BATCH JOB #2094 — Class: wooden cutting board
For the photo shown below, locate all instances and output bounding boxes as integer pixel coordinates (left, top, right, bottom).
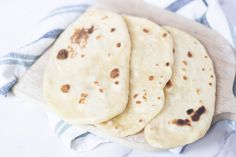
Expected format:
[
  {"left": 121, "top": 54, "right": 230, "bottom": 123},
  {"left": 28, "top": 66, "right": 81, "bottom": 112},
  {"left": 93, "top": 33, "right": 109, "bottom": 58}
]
[{"left": 13, "top": 0, "right": 236, "bottom": 125}]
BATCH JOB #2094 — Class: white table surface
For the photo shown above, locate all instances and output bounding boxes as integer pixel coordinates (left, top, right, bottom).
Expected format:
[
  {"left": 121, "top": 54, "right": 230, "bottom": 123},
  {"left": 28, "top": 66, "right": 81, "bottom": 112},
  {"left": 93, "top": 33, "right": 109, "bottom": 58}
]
[{"left": 0, "top": 0, "right": 236, "bottom": 157}]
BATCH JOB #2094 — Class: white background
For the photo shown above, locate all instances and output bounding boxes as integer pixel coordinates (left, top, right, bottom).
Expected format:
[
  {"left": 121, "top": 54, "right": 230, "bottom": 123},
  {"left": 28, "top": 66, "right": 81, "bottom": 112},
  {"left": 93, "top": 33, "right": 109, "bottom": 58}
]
[{"left": 0, "top": 0, "right": 236, "bottom": 157}]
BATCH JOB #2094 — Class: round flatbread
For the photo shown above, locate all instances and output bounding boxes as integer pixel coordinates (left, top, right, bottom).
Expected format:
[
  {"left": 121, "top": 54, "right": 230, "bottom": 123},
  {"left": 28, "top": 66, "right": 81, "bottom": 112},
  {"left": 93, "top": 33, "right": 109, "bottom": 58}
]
[
  {"left": 96, "top": 16, "right": 173, "bottom": 137},
  {"left": 144, "top": 26, "right": 216, "bottom": 149},
  {"left": 43, "top": 8, "right": 131, "bottom": 124}
]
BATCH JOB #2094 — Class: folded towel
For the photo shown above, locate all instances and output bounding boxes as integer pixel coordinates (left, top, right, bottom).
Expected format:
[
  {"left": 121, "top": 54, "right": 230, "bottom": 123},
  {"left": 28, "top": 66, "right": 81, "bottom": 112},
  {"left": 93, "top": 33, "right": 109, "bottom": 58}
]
[{"left": 0, "top": 0, "right": 235, "bottom": 154}]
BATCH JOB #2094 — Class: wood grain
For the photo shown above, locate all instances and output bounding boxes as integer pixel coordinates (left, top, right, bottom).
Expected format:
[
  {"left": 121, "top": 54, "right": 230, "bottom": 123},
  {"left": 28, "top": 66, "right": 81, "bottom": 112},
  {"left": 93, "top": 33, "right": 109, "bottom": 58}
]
[{"left": 13, "top": 0, "right": 236, "bottom": 123}]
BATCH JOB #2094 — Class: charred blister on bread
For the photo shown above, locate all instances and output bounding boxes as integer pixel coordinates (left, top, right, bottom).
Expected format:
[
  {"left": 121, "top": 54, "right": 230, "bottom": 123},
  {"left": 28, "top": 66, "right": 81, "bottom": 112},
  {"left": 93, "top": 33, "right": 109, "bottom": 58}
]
[
  {"left": 61, "top": 84, "right": 70, "bottom": 93},
  {"left": 187, "top": 51, "right": 192, "bottom": 58},
  {"left": 166, "top": 80, "right": 172, "bottom": 88},
  {"left": 71, "top": 25, "right": 94, "bottom": 48},
  {"left": 143, "top": 28, "right": 149, "bottom": 33},
  {"left": 172, "top": 119, "right": 191, "bottom": 126},
  {"left": 110, "top": 68, "right": 120, "bottom": 79},
  {"left": 149, "top": 75, "right": 154, "bottom": 81},
  {"left": 191, "top": 106, "right": 206, "bottom": 121},
  {"left": 79, "top": 93, "right": 88, "bottom": 104},
  {"left": 57, "top": 49, "right": 68, "bottom": 60}
]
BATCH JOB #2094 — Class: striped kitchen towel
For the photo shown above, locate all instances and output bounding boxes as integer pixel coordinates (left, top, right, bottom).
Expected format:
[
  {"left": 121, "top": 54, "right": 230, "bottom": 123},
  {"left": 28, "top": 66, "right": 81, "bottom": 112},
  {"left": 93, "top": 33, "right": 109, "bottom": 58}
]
[{"left": 0, "top": 0, "right": 235, "bottom": 154}]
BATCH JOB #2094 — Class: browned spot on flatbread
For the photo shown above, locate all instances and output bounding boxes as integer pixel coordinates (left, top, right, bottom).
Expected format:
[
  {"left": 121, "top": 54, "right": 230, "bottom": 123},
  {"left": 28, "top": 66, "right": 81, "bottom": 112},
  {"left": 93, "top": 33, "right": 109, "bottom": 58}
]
[
  {"left": 202, "top": 68, "right": 205, "bottom": 71},
  {"left": 149, "top": 75, "right": 154, "bottom": 81},
  {"left": 79, "top": 99, "right": 85, "bottom": 104},
  {"left": 133, "top": 94, "right": 138, "bottom": 99},
  {"left": 166, "top": 62, "right": 170, "bottom": 66},
  {"left": 210, "top": 75, "right": 214, "bottom": 78},
  {"left": 71, "top": 25, "right": 94, "bottom": 48},
  {"left": 209, "top": 82, "right": 212, "bottom": 86},
  {"left": 183, "top": 75, "right": 188, "bottom": 80},
  {"left": 96, "top": 35, "right": 101, "bottom": 40},
  {"left": 187, "top": 51, "right": 192, "bottom": 58},
  {"left": 136, "top": 101, "right": 141, "bottom": 104},
  {"left": 166, "top": 80, "right": 172, "bottom": 88},
  {"left": 81, "top": 93, "right": 88, "bottom": 97},
  {"left": 139, "top": 119, "right": 143, "bottom": 123},
  {"left": 162, "top": 33, "right": 167, "bottom": 37},
  {"left": 204, "top": 56, "right": 208, "bottom": 59},
  {"left": 115, "top": 81, "right": 119, "bottom": 85},
  {"left": 71, "top": 28, "right": 88, "bottom": 47},
  {"left": 182, "top": 60, "right": 188, "bottom": 66},
  {"left": 157, "top": 97, "right": 161, "bottom": 100},
  {"left": 67, "top": 46, "right": 73, "bottom": 52},
  {"left": 186, "top": 109, "right": 194, "bottom": 115},
  {"left": 79, "top": 93, "right": 88, "bottom": 104},
  {"left": 143, "top": 96, "right": 147, "bottom": 101},
  {"left": 99, "top": 88, "right": 104, "bottom": 93},
  {"left": 67, "top": 46, "right": 77, "bottom": 58},
  {"left": 87, "top": 25, "right": 94, "bottom": 34},
  {"left": 116, "top": 42, "right": 121, "bottom": 47},
  {"left": 191, "top": 106, "right": 206, "bottom": 121},
  {"left": 143, "top": 28, "right": 149, "bottom": 33},
  {"left": 61, "top": 84, "right": 70, "bottom": 93},
  {"left": 142, "top": 92, "right": 147, "bottom": 102},
  {"left": 173, "top": 48, "right": 175, "bottom": 53},
  {"left": 196, "top": 89, "right": 200, "bottom": 95},
  {"left": 81, "top": 54, "right": 85, "bottom": 58},
  {"left": 57, "top": 49, "right": 68, "bottom": 60},
  {"left": 110, "top": 28, "right": 115, "bottom": 32},
  {"left": 172, "top": 119, "right": 191, "bottom": 126},
  {"left": 110, "top": 68, "right": 119, "bottom": 79}
]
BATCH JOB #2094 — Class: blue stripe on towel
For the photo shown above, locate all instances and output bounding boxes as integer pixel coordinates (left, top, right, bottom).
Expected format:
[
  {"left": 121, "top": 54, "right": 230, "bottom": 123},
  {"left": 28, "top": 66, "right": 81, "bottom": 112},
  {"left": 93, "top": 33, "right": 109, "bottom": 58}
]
[
  {"left": 0, "top": 79, "right": 17, "bottom": 96},
  {"left": 71, "top": 132, "right": 90, "bottom": 142},
  {"left": 23, "top": 28, "right": 64, "bottom": 47},
  {"left": 54, "top": 120, "right": 65, "bottom": 133},
  {"left": 166, "top": 0, "right": 194, "bottom": 12},
  {"left": 202, "top": 0, "right": 208, "bottom": 7},
  {"left": 179, "top": 145, "right": 188, "bottom": 154},
  {"left": 58, "top": 123, "right": 72, "bottom": 137},
  {"left": 3, "top": 52, "right": 40, "bottom": 61},
  {"left": 200, "top": 13, "right": 210, "bottom": 27},
  {"left": 49, "top": 4, "right": 90, "bottom": 14},
  {"left": 41, "top": 28, "right": 64, "bottom": 39},
  {"left": 0, "top": 59, "right": 35, "bottom": 67},
  {"left": 227, "top": 19, "right": 236, "bottom": 48}
]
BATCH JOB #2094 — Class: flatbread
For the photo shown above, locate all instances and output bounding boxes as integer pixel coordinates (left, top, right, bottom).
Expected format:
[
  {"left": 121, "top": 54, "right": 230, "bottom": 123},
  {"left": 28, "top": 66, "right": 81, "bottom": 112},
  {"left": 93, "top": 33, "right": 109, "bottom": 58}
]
[
  {"left": 144, "top": 26, "right": 216, "bottom": 149},
  {"left": 43, "top": 8, "right": 131, "bottom": 124},
  {"left": 96, "top": 16, "right": 174, "bottom": 137}
]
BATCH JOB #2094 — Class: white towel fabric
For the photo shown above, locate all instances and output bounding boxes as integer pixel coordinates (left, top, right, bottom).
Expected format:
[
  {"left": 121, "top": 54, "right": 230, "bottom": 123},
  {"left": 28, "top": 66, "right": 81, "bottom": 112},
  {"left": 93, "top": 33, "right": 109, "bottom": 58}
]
[{"left": 0, "top": 0, "right": 235, "bottom": 154}]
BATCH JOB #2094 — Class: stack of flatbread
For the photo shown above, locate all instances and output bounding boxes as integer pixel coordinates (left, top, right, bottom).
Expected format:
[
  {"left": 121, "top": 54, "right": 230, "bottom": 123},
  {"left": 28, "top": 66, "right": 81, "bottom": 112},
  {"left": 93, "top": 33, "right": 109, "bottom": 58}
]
[{"left": 43, "top": 8, "right": 216, "bottom": 149}]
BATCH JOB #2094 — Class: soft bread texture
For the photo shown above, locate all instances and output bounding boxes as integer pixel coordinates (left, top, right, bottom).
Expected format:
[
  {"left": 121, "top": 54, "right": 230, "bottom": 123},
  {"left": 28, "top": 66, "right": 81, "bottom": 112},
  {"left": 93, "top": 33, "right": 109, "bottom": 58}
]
[
  {"left": 96, "top": 16, "right": 173, "bottom": 137},
  {"left": 144, "top": 26, "right": 216, "bottom": 149},
  {"left": 43, "top": 8, "right": 131, "bottom": 124}
]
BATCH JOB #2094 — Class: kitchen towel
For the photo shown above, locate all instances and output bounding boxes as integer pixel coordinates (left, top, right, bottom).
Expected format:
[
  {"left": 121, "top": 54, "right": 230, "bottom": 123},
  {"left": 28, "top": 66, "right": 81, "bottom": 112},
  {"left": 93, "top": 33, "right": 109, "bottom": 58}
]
[{"left": 0, "top": 0, "right": 235, "bottom": 154}]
